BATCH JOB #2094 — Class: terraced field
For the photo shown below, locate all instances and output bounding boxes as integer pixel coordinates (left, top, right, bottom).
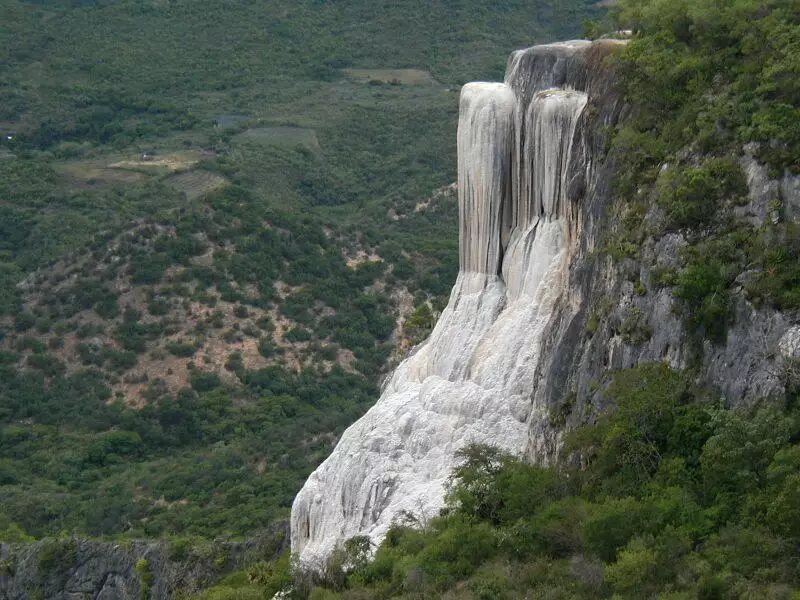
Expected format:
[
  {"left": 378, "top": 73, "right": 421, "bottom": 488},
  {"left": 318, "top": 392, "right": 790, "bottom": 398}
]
[
  {"left": 232, "top": 127, "right": 320, "bottom": 151},
  {"left": 165, "top": 170, "right": 229, "bottom": 200}
]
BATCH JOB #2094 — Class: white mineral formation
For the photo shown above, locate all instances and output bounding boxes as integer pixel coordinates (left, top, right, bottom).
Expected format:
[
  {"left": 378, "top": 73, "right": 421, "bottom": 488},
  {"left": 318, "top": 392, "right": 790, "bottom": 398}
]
[{"left": 291, "top": 40, "right": 597, "bottom": 567}]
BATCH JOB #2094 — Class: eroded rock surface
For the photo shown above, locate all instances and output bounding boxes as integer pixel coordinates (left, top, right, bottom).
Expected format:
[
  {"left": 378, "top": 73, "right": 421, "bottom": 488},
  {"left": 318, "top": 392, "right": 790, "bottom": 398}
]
[
  {"left": 291, "top": 35, "right": 799, "bottom": 567},
  {"left": 290, "top": 40, "right": 625, "bottom": 568}
]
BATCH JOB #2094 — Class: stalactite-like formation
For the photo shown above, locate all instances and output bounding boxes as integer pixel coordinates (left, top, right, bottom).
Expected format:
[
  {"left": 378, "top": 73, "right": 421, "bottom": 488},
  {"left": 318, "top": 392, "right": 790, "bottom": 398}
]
[
  {"left": 457, "top": 83, "right": 516, "bottom": 275},
  {"left": 290, "top": 40, "right": 621, "bottom": 568}
]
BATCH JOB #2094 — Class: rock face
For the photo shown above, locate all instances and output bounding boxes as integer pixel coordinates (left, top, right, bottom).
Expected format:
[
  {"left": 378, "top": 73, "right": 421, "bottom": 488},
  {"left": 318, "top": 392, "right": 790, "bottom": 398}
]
[
  {"left": 1, "top": 539, "right": 169, "bottom": 600},
  {"left": 291, "top": 36, "right": 799, "bottom": 567},
  {"left": 290, "top": 39, "right": 627, "bottom": 568},
  {"left": 0, "top": 530, "right": 287, "bottom": 600}
]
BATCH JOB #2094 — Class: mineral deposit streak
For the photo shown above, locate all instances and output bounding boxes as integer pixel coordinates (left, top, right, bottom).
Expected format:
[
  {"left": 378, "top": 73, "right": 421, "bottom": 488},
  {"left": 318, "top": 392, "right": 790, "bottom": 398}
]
[{"left": 291, "top": 40, "right": 599, "bottom": 567}]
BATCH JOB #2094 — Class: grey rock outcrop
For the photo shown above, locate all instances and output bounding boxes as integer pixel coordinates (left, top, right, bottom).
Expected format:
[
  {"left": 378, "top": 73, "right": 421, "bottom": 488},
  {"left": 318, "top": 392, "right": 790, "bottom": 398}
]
[
  {"left": 1, "top": 539, "right": 168, "bottom": 600},
  {"left": 0, "top": 528, "right": 287, "bottom": 600},
  {"left": 526, "top": 106, "right": 798, "bottom": 465}
]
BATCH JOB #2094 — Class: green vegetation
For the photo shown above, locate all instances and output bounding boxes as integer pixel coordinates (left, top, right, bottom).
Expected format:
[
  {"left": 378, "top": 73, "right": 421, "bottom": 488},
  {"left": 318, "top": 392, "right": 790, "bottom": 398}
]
[
  {"left": 615, "top": 0, "right": 799, "bottom": 174},
  {"left": 37, "top": 538, "right": 78, "bottom": 573},
  {"left": 0, "top": 0, "right": 598, "bottom": 544},
  {"left": 607, "top": 0, "right": 800, "bottom": 348},
  {"left": 656, "top": 158, "right": 747, "bottom": 232},
  {"left": 135, "top": 558, "right": 153, "bottom": 600},
  {"left": 224, "top": 364, "right": 800, "bottom": 599},
  {"left": 3, "top": 0, "right": 798, "bottom": 597},
  {"left": 403, "top": 301, "right": 437, "bottom": 345},
  {"left": 0, "top": 354, "right": 377, "bottom": 537}
]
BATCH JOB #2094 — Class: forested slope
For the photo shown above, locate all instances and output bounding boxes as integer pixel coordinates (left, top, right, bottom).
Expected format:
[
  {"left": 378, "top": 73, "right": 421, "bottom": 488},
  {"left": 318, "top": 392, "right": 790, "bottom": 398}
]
[
  {"left": 189, "top": 0, "right": 800, "bottom": 597},
  {"left": 274, "top": 365, "right": 800, "bottom": 599},
  {"left": 3, "top": 0, "right": 799, "bottom": 597},
  {"left": 0, "top": 0, "right": 598, "bottom": 544}
]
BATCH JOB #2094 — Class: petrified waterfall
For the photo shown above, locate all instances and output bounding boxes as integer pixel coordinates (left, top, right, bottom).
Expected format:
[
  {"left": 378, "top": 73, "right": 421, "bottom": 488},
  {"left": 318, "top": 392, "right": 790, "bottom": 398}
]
[{"left": 291, "top": 39, "right": 623, "bottom": 567}]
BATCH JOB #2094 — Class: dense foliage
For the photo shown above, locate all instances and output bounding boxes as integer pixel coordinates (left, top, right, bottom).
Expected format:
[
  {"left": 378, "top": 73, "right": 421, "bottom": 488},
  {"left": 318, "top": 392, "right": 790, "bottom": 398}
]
[
  {"left": 605, "top": 0, "right": 800, "bottom": 351},
  {"left": 208, "top": 364, "right": 800, "bottom": 599},
  {"left": 2, "top": 0, "right": 798, "bottom": 597},
  {"left": 183, "top": 0, "right": 800, "bottom": 596},
  {"left": 0, "top": 0, "right": 598, "bottom": 542},
  {"left": 0, "top": 359, "right": 376, "bottom": 538}
]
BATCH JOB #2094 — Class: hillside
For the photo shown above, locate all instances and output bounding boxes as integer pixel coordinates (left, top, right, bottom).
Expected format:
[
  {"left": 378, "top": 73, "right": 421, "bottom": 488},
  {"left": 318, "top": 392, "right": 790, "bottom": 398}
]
[
  {"left": 0, "top": 0, "right": 599, "bottom": 544},
  {"left": 3, "top": 0, "right": 798, "bottom": 598},
  {"left": 197, "top": 0, "right": 799, "bottom": 597}
]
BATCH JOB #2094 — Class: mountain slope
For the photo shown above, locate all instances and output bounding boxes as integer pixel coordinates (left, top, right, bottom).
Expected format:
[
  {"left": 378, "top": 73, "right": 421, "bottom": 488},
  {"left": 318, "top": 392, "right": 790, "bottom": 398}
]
[
  {"left": 0, "top": 0, "right": 600, "bottom": 542},
  {"left": 273, "top": 0, "right": 800, "bottom": 596}
]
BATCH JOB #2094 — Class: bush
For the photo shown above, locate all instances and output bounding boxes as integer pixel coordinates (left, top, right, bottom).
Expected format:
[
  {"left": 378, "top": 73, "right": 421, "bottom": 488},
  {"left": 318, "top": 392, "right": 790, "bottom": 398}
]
[
  {"left": 26, "top": 354, "right": 66, "bottom": 378},
  {"left": 246, "top": 552, "right": 292, "bottom": 597},
  {"left": 657, "top": 159, "right": 746, "bottom": 232},
  {"left": 284, "top": 327, "right": 313, "bottom": 343},
  {"left": 14, "top": 312, "right": 35, "bottom": 332},
  {"left": 416, "top": 519, "right": 498, "bottom": 589},
  {"left": 567, "top": 363, "right": 694, "bottom": 496},
  {"left": 190, "top": 371, "right": 221, "bottom": 392},
  {"left": 130, "top": 253, "right": 169, "bottom": 285},
  {"left": 38, "top": 538, "right": 78, "bottom": 572},
  {"left": 135, "top": 558, "right": 153, "bottom": 600},
  {"left": 166, "top": 342, "right": 196, "bottom": 357},
  {"left": 104, "top": 348, "right": 139, "bottom": 373},
  {"left": 147, "top": 298, "right": 171, "bottom": 316}
]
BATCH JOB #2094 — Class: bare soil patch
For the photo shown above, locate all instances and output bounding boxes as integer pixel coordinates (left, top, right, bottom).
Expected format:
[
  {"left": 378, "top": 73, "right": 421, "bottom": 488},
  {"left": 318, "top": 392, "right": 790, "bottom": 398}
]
[{"left": 109, "top": 150, "right": 205, "bottom": 172}]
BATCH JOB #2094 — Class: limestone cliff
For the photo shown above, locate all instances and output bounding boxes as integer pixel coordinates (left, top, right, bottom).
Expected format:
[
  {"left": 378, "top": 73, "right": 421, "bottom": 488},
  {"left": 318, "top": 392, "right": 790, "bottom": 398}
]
[
  {"left": 0, "top": 529, "right": 286, "bottom": 600},
  {"left": 290, "top": 39, "right": 629, "bottom": 567},
  {"left": 291, "top": 36, "right": 800, "bottom": 568}
]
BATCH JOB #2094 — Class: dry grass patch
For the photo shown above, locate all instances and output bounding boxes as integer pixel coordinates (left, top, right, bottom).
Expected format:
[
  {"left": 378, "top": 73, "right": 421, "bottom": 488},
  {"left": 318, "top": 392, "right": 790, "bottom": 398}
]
[
  {"left": 345, "top": 250, "right": 382, "bottom": 269},
  {"left": 108, "top": 150, "right": 205, "bottom": 172},
  {"left": 57, "top": 161, "right": 149, "bottom": 186}
]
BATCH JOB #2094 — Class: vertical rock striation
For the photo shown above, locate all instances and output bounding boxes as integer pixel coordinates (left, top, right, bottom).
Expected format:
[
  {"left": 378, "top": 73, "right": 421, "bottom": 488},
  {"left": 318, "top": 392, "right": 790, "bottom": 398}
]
[
  {"left": 457, "top": 82, "right": 516, "bottom": 276},
  {"left": 290, "top": 40, "right": 626, "bottom": 567}
]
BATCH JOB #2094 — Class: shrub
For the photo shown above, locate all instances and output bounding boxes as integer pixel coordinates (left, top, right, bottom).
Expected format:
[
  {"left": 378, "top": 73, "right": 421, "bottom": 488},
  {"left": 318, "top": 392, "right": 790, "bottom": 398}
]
[
  {"left": 14, "top": 312, "right": 35, "bottom": 332},
  {"left": 246, "top": 552, "right": 292, "bottom": 597},
  {"left": 225, "top": 351, "right": 244, "bottom": 373},
  {"left": 284, "top": 327, "right": 313, "bottom": 343},
  {"left": 147, "top": 298, "right": 171, "bottom": 316},
  {"left": 657, "top": 159, "right": 746, "bottom": 232},
  {"left": 104, "top": 348, "right": 139, "bottom": 373},
  {"left": 166, "top": 342, "right": 196, "bottom": 358},
  {"left": 674, "top": 260, "right": 731, "bottom": 345},
  {"left": 26, "top": 354, "right": 66, "bottom": 378},
  {"left": 404, "top": 302, "right": 434, "bottom": 344},
  {"left": 190, "top": 371, "right": 221, "bottom": 392},
  {"left": 257, "top": 338, "right": 278, "bottom": 358},
  {"left": 135, "top": 558, "right": 153, "bottom": 600},
  {"left": 38, "top": 538, "right": 78, "bottom": 572}
]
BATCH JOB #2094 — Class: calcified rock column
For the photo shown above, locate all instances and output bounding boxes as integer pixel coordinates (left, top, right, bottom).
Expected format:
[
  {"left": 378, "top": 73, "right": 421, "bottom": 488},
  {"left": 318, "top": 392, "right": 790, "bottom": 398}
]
[
  {"left": 291, "top": 83, "right": 521, "bottom": 569},
  {"left": 291, "top": 40, "right": 605, "bottom": 568},
  {"left": 457, "top": 82, "right": 516, "bottom": 275}
]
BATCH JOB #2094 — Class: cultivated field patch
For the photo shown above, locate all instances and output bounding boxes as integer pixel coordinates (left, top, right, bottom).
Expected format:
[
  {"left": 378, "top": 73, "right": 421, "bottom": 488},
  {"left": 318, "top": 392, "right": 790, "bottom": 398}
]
[
  {"left": 109, "top": 150, "right": 205, "bottom": 172},
  {"left": 233, "top": 126, "right": 319, "bottom": 150},
  {"left": 56, "top": 161, "right": 149, "bottom": 186},
  {"left": 165, "top": 169, "right": 228, "bottom": 200}
]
